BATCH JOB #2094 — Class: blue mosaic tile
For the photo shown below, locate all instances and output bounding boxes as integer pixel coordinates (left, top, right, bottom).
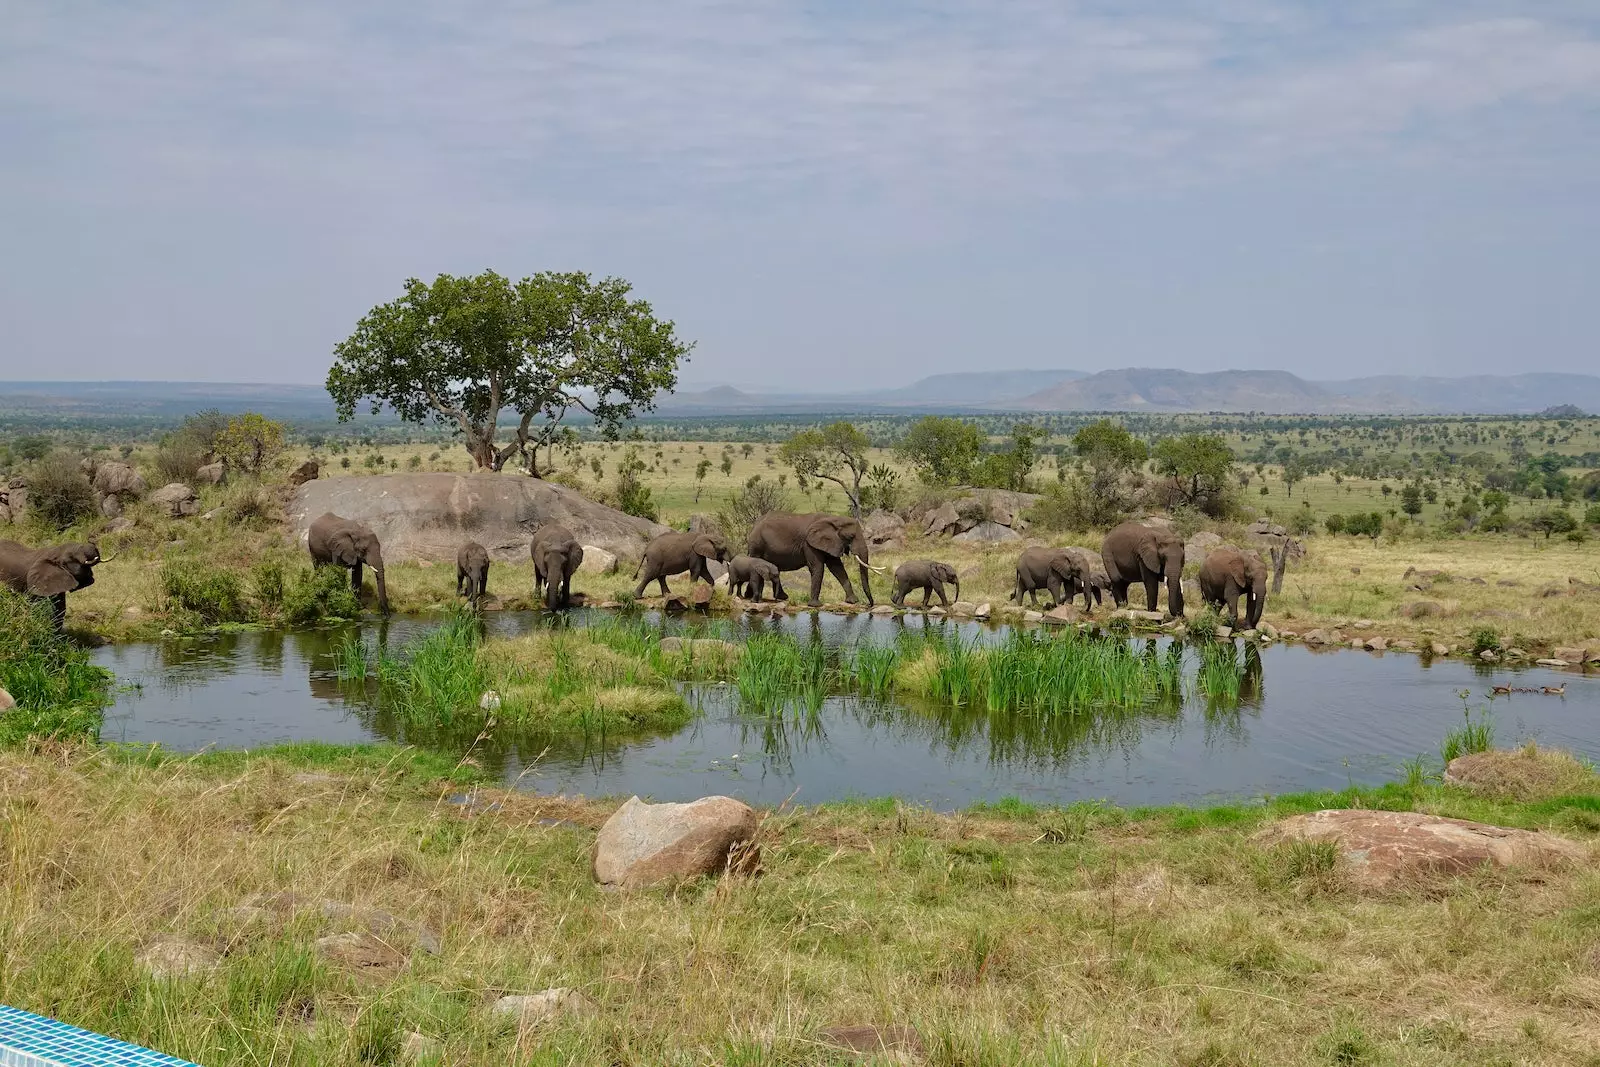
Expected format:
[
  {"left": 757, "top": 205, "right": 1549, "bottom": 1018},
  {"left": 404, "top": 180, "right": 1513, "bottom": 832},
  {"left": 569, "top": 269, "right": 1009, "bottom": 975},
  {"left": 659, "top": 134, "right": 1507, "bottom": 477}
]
[{"left": 0, "top": 1005, "right": 199, "bottom": 1067}]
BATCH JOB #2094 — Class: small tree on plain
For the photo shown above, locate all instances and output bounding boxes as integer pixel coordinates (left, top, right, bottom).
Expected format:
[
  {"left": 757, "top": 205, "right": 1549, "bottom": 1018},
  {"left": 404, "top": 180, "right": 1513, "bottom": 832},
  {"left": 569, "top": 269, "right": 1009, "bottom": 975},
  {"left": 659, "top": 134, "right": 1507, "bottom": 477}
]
[{"left": 779, "top": 422, "right": 871, "bottom": 519}]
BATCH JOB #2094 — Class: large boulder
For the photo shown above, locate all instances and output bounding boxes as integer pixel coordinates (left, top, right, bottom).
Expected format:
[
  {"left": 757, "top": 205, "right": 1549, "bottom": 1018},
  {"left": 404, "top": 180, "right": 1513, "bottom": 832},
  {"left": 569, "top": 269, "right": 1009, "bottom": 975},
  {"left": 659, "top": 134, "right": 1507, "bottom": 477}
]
[
  {"left": 952, "top": 490, "right": 1039, "bottom": 528},
  {"left": 953, "top": 521, "right": 1021, "bottom": 544},
  {"left": 92, "top": 461, "right": 147, "bottom": 501},
  {"left": 286, "top": 460, "right": 319, "bottom": 487},
  {"left": 195, "top": 461, "right": 228, "bottom": 486},
  {"left": 1253, "top": 809, "right": 1585, "bottom": 889},
  {"left": 922, "top": 501, "right": 961, "bottom": 538},
  {"left": 288, "top": 474, "right": 667, "bottom": 564},
  {"left": 578, "top": 546, "right": 618, "bottom": 574},
  {"left": 0, "top": 481, "right": 25, "bottom": 523},
  {"left": 862, "top": 509, "right": 906, "bottom": 551},
  {"left": 1184, "top": 531, "right": 1224, "bottom": 560},
  {"left": 593, "top": 795, "right": 758, "bottom": 890},
  {"left": 150, "top": 482, "right": 199, "bottom": 517}
]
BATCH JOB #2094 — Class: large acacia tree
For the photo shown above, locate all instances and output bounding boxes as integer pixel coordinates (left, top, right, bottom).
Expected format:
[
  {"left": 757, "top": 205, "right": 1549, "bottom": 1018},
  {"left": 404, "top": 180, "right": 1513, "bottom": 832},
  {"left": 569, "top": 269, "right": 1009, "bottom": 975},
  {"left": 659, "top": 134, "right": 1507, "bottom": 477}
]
[{"left": 328, "top": 270, "right": 691, "bottom": 474}]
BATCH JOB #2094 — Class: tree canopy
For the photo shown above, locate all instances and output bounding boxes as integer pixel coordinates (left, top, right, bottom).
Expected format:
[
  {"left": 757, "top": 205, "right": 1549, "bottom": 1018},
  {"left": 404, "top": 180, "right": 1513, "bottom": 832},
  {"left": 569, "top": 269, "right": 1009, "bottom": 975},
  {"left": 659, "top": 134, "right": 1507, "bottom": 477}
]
[
  {"left": 327, "top": 270, "right": 691, "bottom": 473},
  {"left": 780, "top": 422, "right": 871, "bottom": 518},
  {"left": 1152, "top": 433, "right": 1235, "bottom": 517},
  {"left": 896, "top": 416, "right": 981, "bottom": 485}
]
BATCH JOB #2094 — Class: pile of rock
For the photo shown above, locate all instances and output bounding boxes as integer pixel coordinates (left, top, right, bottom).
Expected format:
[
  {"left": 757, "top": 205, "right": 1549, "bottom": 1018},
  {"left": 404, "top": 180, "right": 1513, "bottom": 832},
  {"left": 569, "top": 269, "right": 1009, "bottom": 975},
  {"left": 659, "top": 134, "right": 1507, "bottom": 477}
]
[
  {"left": 0, "top": 479, "right": 26, "bottom": 524},
  {"left": 89, "top": 460, "right": 148, "bottom": 519},
  {"left": 919, "top": 490, "right": 1039, "bottom": 544}
]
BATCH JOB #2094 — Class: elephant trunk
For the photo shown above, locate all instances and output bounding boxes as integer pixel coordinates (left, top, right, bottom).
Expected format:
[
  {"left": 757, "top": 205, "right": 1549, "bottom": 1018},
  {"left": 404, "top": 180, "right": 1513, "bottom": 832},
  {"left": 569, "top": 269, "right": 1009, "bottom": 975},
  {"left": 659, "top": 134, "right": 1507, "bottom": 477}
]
[
  {"left": 1248, "top": 577, "right": 1267, "bottom": 629},
  {"left": 952, "top": 578, "right": 961, "bottom": 604},
  {"left": 1165, "top": 571, "right": 1184, "bottom": 618},
  {"left": 372, "top": 556, "right": 389, "bottom": 615}
]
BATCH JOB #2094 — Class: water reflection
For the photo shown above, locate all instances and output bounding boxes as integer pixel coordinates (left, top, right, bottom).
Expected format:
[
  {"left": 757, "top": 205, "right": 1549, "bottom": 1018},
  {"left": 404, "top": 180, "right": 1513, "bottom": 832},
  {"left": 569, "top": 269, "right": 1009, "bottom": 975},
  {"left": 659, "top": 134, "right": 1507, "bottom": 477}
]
[{"left": 92, "top": 610, "right": 1600, "bottom": 809}]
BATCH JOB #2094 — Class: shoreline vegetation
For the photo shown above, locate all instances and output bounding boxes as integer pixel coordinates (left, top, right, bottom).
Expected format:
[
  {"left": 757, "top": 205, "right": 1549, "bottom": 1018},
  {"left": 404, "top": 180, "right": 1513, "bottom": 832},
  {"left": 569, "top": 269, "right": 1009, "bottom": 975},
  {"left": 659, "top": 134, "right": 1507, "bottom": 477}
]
[{"left": 0, "top": 738, "right": 1596, "bottom": 1065}]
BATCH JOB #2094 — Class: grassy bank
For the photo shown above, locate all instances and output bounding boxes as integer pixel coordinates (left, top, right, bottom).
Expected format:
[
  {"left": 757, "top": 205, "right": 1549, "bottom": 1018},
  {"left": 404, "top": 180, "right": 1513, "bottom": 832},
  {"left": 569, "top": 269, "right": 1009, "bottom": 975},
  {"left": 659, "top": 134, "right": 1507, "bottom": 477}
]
[
  {"left": 0, "top": 741, "right": 1597, "bottom": 1065},
  {"left": 0, "top": 591, "right": 113, "bottom": 744}
]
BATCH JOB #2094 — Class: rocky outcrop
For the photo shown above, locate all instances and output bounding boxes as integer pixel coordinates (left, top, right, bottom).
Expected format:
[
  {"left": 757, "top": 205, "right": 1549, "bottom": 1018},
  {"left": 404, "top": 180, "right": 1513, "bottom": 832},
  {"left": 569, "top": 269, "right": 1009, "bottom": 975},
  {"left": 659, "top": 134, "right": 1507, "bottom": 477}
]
[
  {"left": 288, "top": 473, "right": 667, "bottom": 564},
  {"left": 1554, "top": 646, "right": 1600, "bottom": 665},
  {"left": 593, "top": 795, "right": 759, "bottom": 889},
  {"left": 0, "top": 479, "right": 25, "bottom": 524},
  {"left": 150, "top": 482, "right": 200, "bottom": 517},
  {"left": 1184, "top": 531, "right": 1224, "bottom": 561},
  {"left": 286, "top": 460, "right": 319, "bottom": 487},
  {"left": 920, "top": 491, "right": 1039, "bottom": 541},
  {"left": 195, "top": 461, "right": 227, "bottom": 486},
  {"left": 92, "top": 461, "right": 147, "bottom": 502},
  {"left": 921, "top": 502, "right": 961, "bottom": 537},
  {"left": 1253, "top": 809, "right": 1585, "bottom": 889},
  {"left": 862, "top": 509, "right": 906, "bottom": 551},
  {"left": 953, "top": 521, "right": 1021, "bottom": 544}
]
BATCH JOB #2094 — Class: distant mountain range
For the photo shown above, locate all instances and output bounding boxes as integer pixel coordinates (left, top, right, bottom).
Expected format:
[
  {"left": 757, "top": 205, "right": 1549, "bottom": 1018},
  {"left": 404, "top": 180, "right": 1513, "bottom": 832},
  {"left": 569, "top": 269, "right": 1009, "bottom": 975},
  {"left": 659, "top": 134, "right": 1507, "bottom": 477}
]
[
  {"left": 3, "top": 370, "right": 1597, "bottom": 421},
  {"left": 658, "top": 369, "right": 1600, "bottom": 416}
]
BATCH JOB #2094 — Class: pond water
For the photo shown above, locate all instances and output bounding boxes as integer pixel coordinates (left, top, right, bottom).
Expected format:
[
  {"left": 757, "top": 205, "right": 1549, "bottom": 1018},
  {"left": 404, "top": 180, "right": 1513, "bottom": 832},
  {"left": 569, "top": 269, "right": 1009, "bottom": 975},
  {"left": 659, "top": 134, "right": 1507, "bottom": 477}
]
[{"left": 93, "top": 612, "right": 1600, "bottom": 809}]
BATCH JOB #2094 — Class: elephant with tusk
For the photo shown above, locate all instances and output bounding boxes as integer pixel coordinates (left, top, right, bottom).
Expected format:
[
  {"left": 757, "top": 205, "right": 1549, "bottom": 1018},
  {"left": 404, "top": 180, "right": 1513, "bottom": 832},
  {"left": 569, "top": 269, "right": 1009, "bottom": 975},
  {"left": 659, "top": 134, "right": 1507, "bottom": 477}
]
[
  {"left": 746, "top": 513, "right": 874, "bottom": 607},
  {"left": 307, "top": 513, "right": 389, "bottom": 614},
  {"left": 0, "top": 539, "right": 105, "bottom": 630}
]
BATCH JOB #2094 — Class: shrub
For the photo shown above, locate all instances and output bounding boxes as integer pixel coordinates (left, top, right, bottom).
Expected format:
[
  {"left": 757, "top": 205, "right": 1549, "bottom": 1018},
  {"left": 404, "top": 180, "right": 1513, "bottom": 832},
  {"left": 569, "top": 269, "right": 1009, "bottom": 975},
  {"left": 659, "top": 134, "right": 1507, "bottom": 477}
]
[
  {"left": 1585, "top": 503, "right": 1600, "bottom": 527},
  {"left": 28, "top": 453, "right": 98, "bottom": 530},
  {"left": 613, "top": 446, "right": 657, "bottom": 521},
  {"left": 1324, "top": 513, "right": 1345, "bottom": 535},
  {"left": 283, "top": 566, "right": 362, "bottom": 625},
  {"left": 252, "top": 560, "right": 286, "bottom": 613},
  {"left": 1479, "top": 508, "right": 1510, "bottom": 532},
  {"left": 1469, "top": 627, "right": 1501, "bottom": 655},
  {"left": 716, "top": 476, "right": 793, "bottom": 548},
  {"left": 224, "top": 484, "right": 273, "bottom": 527},
  {"left": 1026, "top": 478, "right": 1101, "bottom": 533},
  {"left": 161, "top": 561, "right": 253, "bottom": 624},
  {"left": 214, "top": 413, "right": 287, "bottom": 474},
  {"left": 0, "top": 591, "right": 113, "bottom": 744},
  {"left": 1288, "top": 510, "right": 1318, "bottom": 536}
]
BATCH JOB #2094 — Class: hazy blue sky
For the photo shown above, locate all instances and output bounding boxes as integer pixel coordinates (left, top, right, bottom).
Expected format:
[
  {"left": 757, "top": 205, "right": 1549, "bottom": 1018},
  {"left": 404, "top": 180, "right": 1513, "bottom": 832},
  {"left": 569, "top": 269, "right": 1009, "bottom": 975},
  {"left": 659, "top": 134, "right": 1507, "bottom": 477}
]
[{"left": 3, "top": 2, "right": 1597, "bottom": 390}]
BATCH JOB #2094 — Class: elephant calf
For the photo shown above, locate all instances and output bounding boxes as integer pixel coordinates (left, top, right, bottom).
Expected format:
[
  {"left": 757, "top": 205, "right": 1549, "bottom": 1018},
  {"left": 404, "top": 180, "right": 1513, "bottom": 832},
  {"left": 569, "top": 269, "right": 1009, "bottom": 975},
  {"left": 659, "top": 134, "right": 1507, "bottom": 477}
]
[
  {"left": 892, "top": 560, "right": 960, "bottom": 609},
  {"left": 531, "top": 523, "right": 583, "bottom": 610},
  {"left": 633, "top": 530, "right": 731, "bottom": 598},
  {"left": 727, "top": 554, "right": 781, "bottom": 602},
  {"left": 1198, "top": 547, "right": 1268, "bottom": 629},
  {"left": 1011, "top": 546, "right": 1090, "bottom": 609},
  {"left": 456, "top": 541, "right": 490, "bottom": 605}
]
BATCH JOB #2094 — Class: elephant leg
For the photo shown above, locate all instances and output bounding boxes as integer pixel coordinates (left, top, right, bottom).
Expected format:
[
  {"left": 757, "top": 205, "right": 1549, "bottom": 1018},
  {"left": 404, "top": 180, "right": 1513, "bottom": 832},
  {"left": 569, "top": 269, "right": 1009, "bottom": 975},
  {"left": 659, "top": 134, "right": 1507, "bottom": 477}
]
[
  {"left": 479, "top": 570, "right": 489, "bottom": 600},
  {"left": 633, "top": 569, "right": 652, "bottom": 598},
  {"left": 936, "top": 583, "right": 950, "bottom": 609},
  {"left": 456, "top": 570, "right": 465, "bottom": 597},
  {"left": 751, "top": 576, "right": 764, "bottom": 602},
  {"left": 351, "top": 561, "right": 364, "bottom": 596},
  {"left": 770, "top": 574, "right": 788, "bottom": 602},
  {"left": 920, "top": 585, "right": 932, "bottom": 608},
  {"left": 1107, "top": 579, "right": 1127, "bottom": 608},
  {"left": 1141, "top": 574, "right": 1161, "bottom": 613},
  {"left": 824, "top": 555, "right": 859, "bottom": 604}
]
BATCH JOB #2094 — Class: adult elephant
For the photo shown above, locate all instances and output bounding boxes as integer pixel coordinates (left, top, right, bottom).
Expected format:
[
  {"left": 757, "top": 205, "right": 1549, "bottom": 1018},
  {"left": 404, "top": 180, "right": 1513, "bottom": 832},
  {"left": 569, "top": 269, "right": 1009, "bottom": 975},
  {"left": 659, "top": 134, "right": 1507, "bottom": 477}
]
[
  {"left": 1010, "top": 547, "right": 1089, "bottom": 609},
  {"left": 1198, "top": 546, "right": 1267, "bottom": 629},
  {"left": 633, "top": 530, "right": 731, "bottom": 597},
  {"left": 746, "top": 513, "right": 874, "bottom": 607},
  {"left": 1100, "top": 521, "right": 1184, "bottom": 618},
  {"left": 307, "top": 512, "right": 389, "bottom": 614},
  {"left": 0, "top": 539, "right": 104, "bottom": 630},
  {"left": 531, "top": 523, "right": 583, "bottom": 610}
]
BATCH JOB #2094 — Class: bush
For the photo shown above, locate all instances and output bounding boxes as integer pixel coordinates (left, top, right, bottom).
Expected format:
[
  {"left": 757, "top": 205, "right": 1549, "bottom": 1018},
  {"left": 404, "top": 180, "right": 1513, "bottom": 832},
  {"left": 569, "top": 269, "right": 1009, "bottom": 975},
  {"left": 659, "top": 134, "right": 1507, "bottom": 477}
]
[
  {"left": 214, "top": 412, "right": 287, "bottom": 474},
  {"left": 1479, "top": 508, "right": 1510, "bottom": 532},
  {"left": 1469, "top": 627, "right": 1501, "bottom": 655},
  {"left": 252, "top": 560, "right": 286, "bottom": 613},
  {"left": 28, "top": 452, "right": 98, "bottom": 529},
  {"left": 716, "top": 477, "right": 794, "bottom": 548},
  {"left": 1586, "top": 503, "right": 1600, "bottom": 527},
  {"left": 0, "top": 591, "right": 113, "bottom": 744},
  {"left": 1324, "top": 514, "right": 1345, "bottom": 535},
  {"left": 1288, "top": 510, "right": 1318, "bottom": 537},
  {"left": 224, "top": 484, "right": 274, "bottom": 527},
  {"left": 161, "top": 561, "right": 253, "bottom": 624},
  {"left": 283, "top": 566, "right": 362, "bottom": 625},
  {"left": 613, "top": 446, "right": 658, "bottom": 521}
]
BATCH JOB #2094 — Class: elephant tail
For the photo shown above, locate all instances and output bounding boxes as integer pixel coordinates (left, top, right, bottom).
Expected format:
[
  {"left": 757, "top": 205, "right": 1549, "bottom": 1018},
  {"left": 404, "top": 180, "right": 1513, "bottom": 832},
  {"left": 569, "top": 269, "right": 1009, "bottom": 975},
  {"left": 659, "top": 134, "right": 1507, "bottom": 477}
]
[{"left": 631, "top": 556, "right": 643, "bottom": 579}]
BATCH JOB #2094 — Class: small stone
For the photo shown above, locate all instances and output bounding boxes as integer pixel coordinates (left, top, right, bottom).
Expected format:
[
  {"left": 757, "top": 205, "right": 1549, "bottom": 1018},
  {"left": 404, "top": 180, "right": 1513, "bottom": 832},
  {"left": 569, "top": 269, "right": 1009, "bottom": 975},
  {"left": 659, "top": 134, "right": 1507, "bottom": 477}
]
[
  {"left": 1479, "top": 650, "right": 1498, "bottom": 662},
  {"left": 1258, "top": 622, "right": 1278, "bottom": 639},
  {"left": 974, "top": 603, "right": 992, "bottom": 619},
  {"left": 1364, "top": 637, "right": 1387, "bottom": 652},
  {"left": 137, "top": 937, "right": 220, "bottom": 979},
  {"left": 217, "top": 905, "right": 271, "bottom": 933},
  {"left": 1537, "top": 659, "right": 1569, "bottom": 667},
  {"left": 400, "top": 1032, "right": 443, "bottom": 1064},
  {"left": 315, "top": 931, "right": 406, "bottom": 971},
  {"left": 1353, "top": 619, "right": 1373, "bottom": 630},
  {"left": 1505, "top": 648, "right": 1527, "bottom": 659},
  {"left": 1392, "top": 639, "right": 1415, "bottom": 651},
  {"left": 1350, "top": 639, "right": 1363, "bottom": 649},
  {"left": 870, "top": 604, "right": 896, "bottom": 615},
  {"left": 490, "top": 989, "right": 596, "bottom": 1026},
  {"left": 817, "top": 1024, "right": 925, "bottom": 1059},
  {"left": 1022, "top": 610, "right": 1043, "bottom": 623},
  {"left": 1214, "top": 625, "right": 1232, "bottom": 640},
  {"left": 479, "top": 691, "right": 502, "bottom": 711},
  {"left": 927, "top": 606, "right": 946, "bottom": 616},
  {"left": 1431, "top": 642, "right": 1451, "bottom": 657},
  {"left": 1043, "top": 604, "right": 1079, "bottom": 624},
  {"left": 0, "top": 687, "right": 14, "bottom": 711},
  {"left": 319, "top": 900, "right": 441, "bottom": 955}
]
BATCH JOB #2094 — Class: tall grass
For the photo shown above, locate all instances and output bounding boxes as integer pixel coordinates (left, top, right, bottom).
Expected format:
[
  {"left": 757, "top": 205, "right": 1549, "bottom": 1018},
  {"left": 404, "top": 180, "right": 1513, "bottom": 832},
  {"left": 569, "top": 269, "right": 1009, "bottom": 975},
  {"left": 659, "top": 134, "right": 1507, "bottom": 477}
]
[
  {"left": 0, "top": 591, "right": 113, "bottom": 744},
  {"left": 339, "top": 610, "right": 488, "bottom": 728},
  {"left": 1194, "top": 642, "right": 1245, "bottom": 705},
  {"left": 1441, "top": 703, "right": 1495, "bottom": 765},
  {"left": 736, "top": 632, "right": 829, "bottom": 715}
]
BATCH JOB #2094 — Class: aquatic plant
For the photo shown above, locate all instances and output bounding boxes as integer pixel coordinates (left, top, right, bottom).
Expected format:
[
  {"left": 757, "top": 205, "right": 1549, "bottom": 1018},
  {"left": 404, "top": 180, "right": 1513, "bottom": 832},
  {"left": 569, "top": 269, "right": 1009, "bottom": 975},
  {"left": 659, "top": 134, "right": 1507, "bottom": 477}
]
[
  {"left": 0, "top": 590, "right": 113, "bottom": 744},
  {"left": 1440, "top": 702, "right": 1495, "bottom": 765},
  {"left": 1194, "top": 642, "right": 1244, "bottom": 704},
  {"left": 736, "top": 632, "right": 829, "bottom": 715}
]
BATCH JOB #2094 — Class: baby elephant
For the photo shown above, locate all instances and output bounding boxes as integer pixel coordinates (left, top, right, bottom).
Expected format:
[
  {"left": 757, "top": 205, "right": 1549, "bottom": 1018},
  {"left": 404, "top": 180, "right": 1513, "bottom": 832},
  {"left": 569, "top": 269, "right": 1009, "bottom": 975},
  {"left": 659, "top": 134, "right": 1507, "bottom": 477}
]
[
  {"left": 892, "top": 560, "right": 960, "bottom": 609},
  {"left": 727, "top": 554, "right": 781, "bottom": 602},
  {"left": 456, "top": 541, "right": 490, "bottom": 605}
]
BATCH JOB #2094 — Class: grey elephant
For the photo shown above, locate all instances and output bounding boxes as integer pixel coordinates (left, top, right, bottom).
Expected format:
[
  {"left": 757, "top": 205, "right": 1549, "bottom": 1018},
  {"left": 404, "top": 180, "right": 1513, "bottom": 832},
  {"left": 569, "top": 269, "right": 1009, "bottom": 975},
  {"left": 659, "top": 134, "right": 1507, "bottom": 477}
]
[
  {"left": 307, "top": 512, "right": 389, "bottom": 613},
  {"left": 1198, "top": 546, "right": 1267, "bottom": 629},
  {"left": 1061, "top": 546, "right": 1109, "bottom": 609},
  {"left": 531, "top": 523, "right": 583, "bottom": 610},
  {"left": 456, "top": 541, "right": 490, "bottom": 606},
  {"left": 0, "top": 539, "right": 104, "bottom": 630},
  {"left": 1101, "top": 521, "right": 1184, "bottom": 617},
  {"left": 633, "top": 530, "right": 731, "bottom": 597},
  {"left": 727, "top": 554, "right": 780, "bottom": 601},
  {"left": 747, "top": 512, "right": 874, "bottom": 606},
  {"left": 892, "top": 560, "right": 960, "bottom": 609},
  {"left": 1010, "top": 547, "right": 1090, "bottom": 609}
]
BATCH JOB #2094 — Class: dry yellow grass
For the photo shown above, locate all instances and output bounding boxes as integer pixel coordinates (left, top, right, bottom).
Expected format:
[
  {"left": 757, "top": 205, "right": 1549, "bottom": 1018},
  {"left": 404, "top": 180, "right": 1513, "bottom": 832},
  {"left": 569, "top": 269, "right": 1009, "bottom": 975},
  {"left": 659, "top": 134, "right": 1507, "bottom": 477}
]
[{"left": 1, "top": 745, "right": 1598, "bottom": 1065}]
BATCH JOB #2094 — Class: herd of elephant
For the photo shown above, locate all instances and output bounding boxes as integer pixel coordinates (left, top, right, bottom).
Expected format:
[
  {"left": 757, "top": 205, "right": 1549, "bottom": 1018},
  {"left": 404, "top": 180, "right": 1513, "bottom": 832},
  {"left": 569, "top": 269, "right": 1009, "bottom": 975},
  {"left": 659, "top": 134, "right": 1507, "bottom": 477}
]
[{"left": 0, "top": 511, "right": 1267, "bottom": 632}]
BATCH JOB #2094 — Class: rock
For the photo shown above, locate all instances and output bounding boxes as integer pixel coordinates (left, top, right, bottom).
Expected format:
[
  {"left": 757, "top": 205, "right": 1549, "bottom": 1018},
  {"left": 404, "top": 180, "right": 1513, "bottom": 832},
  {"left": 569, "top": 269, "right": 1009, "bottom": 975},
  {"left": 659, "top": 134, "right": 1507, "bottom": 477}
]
[
  {"left": 1496, "top": 578, "right": 1520, "bottom": 587},
  {"left": 1302, "top": 629, "right": 1330, "bottom": 645},
  {"left": 578, "top": 546, "right": 618, "bottom": 574},
  {"left": 593, "top": 795, "right": 758, "bottom": 889},
  {"left": 690, "top": 582, "right": 714, "bottom": 609},
  {"left": 1258, "top": 622, "right": 1278, "bottom": 639},
  {"left": 1364, "top": 637, "right": 1388, "bottom": 652},
  {"left": 1349, "top": 638, "right": 1363, "bottom": 649},
  {"left": 1478, "top": 650, "right": 1498, "bottom": 662},
  {"left": 1536, "top": 658, "right": 1568, "bottom": 667},
  {"left": 400, "top": 1032, "right": 443, "bottom": 1064},
  {"left": 927, "top": 606, "right": 946, "bottom": 617},
  {"left": 974, "top": 603, "right": 991, "bottom": 620},
  {"left": 491, "top": 989, "right": 596, "bottom": 1027},
  {"left": 862, "top": 509, "right": 906, "bottom": 550},
  {"left": 817, "top": 1024, "right": 925, "bottom": 1059},
  {"left": 1554, "top": 647, "right": 1595, "bottom": 665},
  {"left": 92, "top": 461, "right": 147, "bottom": 499},
  {"left": 0, "top": 688, "right": 15, "bottom": 711},
  {"left": 1246, "top": 519, "right": 1287, "bottom": 538},
  {"left": 870, "top": 604, "right": 896, "bottom": 615},
  {"left": 480, "top": 691, "right": 502, "bottom": 711},
  {"left": 1468, "top": 577, "right": 1486, "bottom": 585},
  {"left": 1253, "top": 809, "right": 1585, "bottom": 890},
  {"left": 319, "top": 900, "right": 440, "bottom": 955},
  {"left": 951, "top": 601, "right": 975, "bottom": 616},
  {"left": 953, "top": 521, "right": 1022, "bottom": 544},
  {"left": 217, "top": 905, "right": 271, "bottom": 935},
  {"left": 1430, "top": 642, "right": 1451, "bottom": 656},
  {"left": 195, "top": 461, "right": 228, "bottom": 486},
  {"left": 1184, "top": 531, "right": 1224, "bottom": 560},
  {"left": 1392, "top": 639, "right": 1415, "bottom": 651},
  {"left": 1505, "top": 647, "right": 1527, "bottom": 659},
  {"left": 1214, "top": 625, "right": 1232, "bottom": 639},
  {"left": 662, "top": 595, "right": 689, "bottom": 613},
  {"left": 688, "top": 514, "right": 720, "bottom": 534},
  {"left": 1399, "top": 601, "right": 1445, "bottom": 619},
  {"left": 286, "top": 460, "right": 319, "bottom": 487},
  {"left": 1022, "top": 610, "right": 1044, "bottom": 623},
  {"left": 137, "top": 937, "right": 220, "bottom": 979},
  {"left": 150, "top": 482, "right": 199, "bottom": 518},
  {"left": 315, "top": 931, "right": 406, "bottom": 971},
  {"left": 921, "top": 502, "right": 961, "bottom": 538},
  {"left": 1351, "top": 619, "right": 1373, "bottom": 630},
  {"left": 288, "top": 473, "right": 666, "bottom": 564},
  {"left": 1278, "top": 629, "right": 1298, "bottom": 640},
  {"left": 106, "top": 516, "right": 134, "bottom": 533},
  {"left": 1042, "top": 604, "right": 1080, "bottom": 624},
  {"left": 1350, "top": 567, "right": 1361, "bottom": 575}
]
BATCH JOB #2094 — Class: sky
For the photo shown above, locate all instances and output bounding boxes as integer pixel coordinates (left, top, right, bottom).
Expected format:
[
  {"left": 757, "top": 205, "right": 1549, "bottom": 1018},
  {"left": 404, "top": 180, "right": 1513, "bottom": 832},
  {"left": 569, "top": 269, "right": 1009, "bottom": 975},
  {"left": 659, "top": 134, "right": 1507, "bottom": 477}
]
[{"left": 2, "top": 1, "right": 1598, "bottom": 391}]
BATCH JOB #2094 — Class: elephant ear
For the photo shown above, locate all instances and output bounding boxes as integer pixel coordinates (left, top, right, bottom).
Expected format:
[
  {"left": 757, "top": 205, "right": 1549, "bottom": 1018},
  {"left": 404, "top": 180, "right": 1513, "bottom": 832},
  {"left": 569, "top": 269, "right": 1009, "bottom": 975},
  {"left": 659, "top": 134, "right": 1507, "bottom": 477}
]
[
  {"left": 692, "top": 535, "right": 718, "bottom": 559},
  {"left": 329, "top": 530, "right": 360, "bottom": 566},
  {"left": 26, "top": 557, "right": 78, "bottom": 596},
  {"left": 805, "top": 519, "right": 844, "bottom": 557},
  {"left": 1137, "top": 538, "right": 1162, "bottom": 575}
]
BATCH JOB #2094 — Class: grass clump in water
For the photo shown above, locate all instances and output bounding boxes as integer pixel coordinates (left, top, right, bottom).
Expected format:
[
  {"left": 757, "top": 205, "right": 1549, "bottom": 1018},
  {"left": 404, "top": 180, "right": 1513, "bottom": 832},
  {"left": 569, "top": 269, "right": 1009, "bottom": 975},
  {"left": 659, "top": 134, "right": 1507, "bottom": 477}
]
[
  {"left": 0, "top": 590, "right": 113, "bottom": 744},
  {"left": 1441, "top": 700, "right": 1495, "bottom": 765}
]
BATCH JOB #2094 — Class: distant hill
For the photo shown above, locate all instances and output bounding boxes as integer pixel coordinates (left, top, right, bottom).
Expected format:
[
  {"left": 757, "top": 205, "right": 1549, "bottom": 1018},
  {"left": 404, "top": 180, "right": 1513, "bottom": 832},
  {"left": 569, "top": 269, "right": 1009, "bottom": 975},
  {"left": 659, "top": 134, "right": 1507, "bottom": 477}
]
[
  {"left": 1316, "top": 374, "right": 1600, "bottom": 414},
  {"left": 1012, "top": 368, "right": 1411, "bottom": 414}
]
